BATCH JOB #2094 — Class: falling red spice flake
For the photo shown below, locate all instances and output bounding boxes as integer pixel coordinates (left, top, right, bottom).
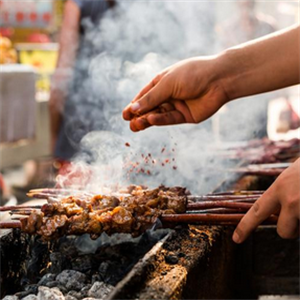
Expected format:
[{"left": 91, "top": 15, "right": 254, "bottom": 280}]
[
  {"left": 161, "top": 147, "right": 165, "bottom": 153},
  {"left": 152, "top": 160, "right": 155, "bottom": 164},
  {"left": 173, "top": 166, "right": 177, "bottom": 170},
  {"left": 172, "top": 158, "right": 175, "bottom": 161},
  {"left": 162, "top": 163, "right": 165, "bottom": 167},
  {"left": 172, "top": 149, "right": 175, "bottom": 152},
  {"left": 147, "top": 170, "right": 151, "bottom": 175},
  {"left": 125, "top": 142, "right": 130, "bottom": 147},
  {"left": 165, "top": 159, "right": 169, "bottom": 163},
  {"left": 148, "top": 153, "right": 152, "bottom": 157},
  {"left": 140, "top": 168, "right": 145, "bottom": 173},
  {"left": 141, "top": 154, "right": 144, "bottom": 158}
]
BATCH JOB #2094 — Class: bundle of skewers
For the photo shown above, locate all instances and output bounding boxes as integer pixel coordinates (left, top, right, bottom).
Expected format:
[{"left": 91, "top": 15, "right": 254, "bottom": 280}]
[
  {"left": 0, "top": 186, "right": 278, "bottom": 240},
  {"left": 215, "top": 138, "right": 300, "bottom": 164}
]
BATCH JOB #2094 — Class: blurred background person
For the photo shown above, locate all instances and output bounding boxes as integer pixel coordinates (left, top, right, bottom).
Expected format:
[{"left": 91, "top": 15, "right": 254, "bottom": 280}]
[
  {"left": 216, "top": 0, "right": 276, "bottom": 49},
  {"left": 49, "top": 0, "right": 115, "bottom": 174}
]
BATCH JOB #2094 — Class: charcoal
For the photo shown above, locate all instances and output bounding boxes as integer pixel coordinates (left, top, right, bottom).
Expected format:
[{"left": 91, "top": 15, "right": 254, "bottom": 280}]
[
  {"left": 36, "top": 287, "right": 64, "bottom": 300},
  {"left": 38, "top": 274, "right": 56, "bottom": 286},
  {"left": 67, "top": 291, "right": 83, "bottom": 300},
  {"left": 165, "top": 255, "right": 179, "bottom": 264},
  {"left": 2, "top": 296, "right": 18, "bottom": 300},
  {"left": 91, "top": 274, "right": 101, "bottom": 284},
  {"left": 65, "top": 296, "right": 77, "bottom": 300},
  {"left": 56, "top": 270, "right": 86, "bottom": 291},
  {"left": 87, "top": 281, "right": 114, "bottom": 299},
  {"left": 50, "top": 252, "right": 71, "bottom": 274},
  {"left": 45, "top": 281, "right": 59, "bottom": 288},
  {"left": 71, "top": 256, "right": 92, "bottom": 272},
  {"left": 21, "top": 295, "right": 37, "bottom": 300},
  {"left": 24, "top": 284, "right": 38, "bottom": 294},
  {"left": 16, "top": 285, "right": 38, "bottom": 299},
  {"left": 98, "top": 262, "right": 110, "bottom": 279},
  {"left": 80, "top": 284, "right": 92, "bottom": 294}
]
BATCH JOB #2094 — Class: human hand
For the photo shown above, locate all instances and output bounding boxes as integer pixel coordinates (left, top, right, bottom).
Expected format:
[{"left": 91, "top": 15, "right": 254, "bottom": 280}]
[
  {"left": 233, "top": 158, "right": 300, "bottom": 243},
  {"left": 123, "top": 57, "right": 229, "bottom": 132}
]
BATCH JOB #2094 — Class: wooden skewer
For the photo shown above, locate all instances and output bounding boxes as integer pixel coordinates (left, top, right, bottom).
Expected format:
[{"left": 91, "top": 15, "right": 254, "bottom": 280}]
[
  {"left": 26, "top": 192, "right": 61, "bottom": 200},
  {"left": 186, "top": 201, "right": 252, "bottom": 211},
  {"left": 0, "top": 221, "right": 21, "bottom": 229},
  {"left": 188, "top": 195, "right": 259, "bottom": 202},
  {"left": 208, "top": 190, "right": 264, "bottom": 196},
  {"left": 10, "top": 210, "right": 33, "bottom": 216},
  {"left": 28, "top": 188, "right": 95, "bottom": 197},
  {"left": 29, "top": 188, "right": 85, "bottom": 194},
  {"left": 186, "top": 208, "right": 248, "bottom": 214},
  {"left": 161, "top": 214, "right": 278, "bottom": 225},
  {"left": 0, "top": 205, "right": 42, "bottom": 212}
]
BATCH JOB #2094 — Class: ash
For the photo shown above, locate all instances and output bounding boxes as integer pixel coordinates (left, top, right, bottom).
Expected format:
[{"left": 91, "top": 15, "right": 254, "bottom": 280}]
[{"left": 1, "top": 228, "right": 170, "bottom": 299}]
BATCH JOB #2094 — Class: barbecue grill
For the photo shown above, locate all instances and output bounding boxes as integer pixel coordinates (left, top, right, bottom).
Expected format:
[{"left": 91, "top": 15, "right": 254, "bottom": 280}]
[{"left": 1, "top": 138, "right": 299, "bottom": 299}]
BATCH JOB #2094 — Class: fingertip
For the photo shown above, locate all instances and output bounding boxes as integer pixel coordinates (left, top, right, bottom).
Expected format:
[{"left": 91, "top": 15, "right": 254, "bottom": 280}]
[
  {"left": 130, "top": 120, "right": 139, "bottom": 132},
  {"left": 123, "top": 109, "right": 130, "bottom": 121},
  {"left": 232, "top": 230, "right": 242, "bottom": 244}
]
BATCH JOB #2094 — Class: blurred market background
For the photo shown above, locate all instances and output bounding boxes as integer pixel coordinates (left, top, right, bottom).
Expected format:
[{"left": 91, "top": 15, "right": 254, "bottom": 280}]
[{"left": 0, "top": 0, "right": 298, "bottom": 206}]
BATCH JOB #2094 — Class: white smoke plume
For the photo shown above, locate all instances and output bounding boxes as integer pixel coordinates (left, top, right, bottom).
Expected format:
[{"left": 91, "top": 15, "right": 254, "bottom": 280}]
[{"left": 59, "top": 0, "right": 284, "bottom": 194}]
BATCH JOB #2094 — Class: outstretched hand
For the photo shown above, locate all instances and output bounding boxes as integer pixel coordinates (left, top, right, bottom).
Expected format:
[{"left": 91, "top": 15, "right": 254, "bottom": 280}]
[
  {"left": 123, "top": 57, "right": 229, "bottom": 132},
  {"left": 233, "top": 158, "right": 300, "bottom": 243}
]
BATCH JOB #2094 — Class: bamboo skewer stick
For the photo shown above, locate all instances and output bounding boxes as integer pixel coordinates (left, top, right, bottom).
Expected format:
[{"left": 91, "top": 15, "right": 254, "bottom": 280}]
[
  {"left": 161, "top": 214, "right": 278, "bottom": 225},
  {"left": 207, "top": 190, "right": 264, "bottom": 196},
  {"left": 0, "top": 221, "right": 21, "bottom": 229},
  {"left": 0, "top": 205, "right": 42, "bottom": 212},
  {"left": 186, "top": 208, "right": 248, "bottom": 214},
  {"left": 28, "top": 188, "right": 95, "bottom": 196},
  {"left": 186, "top": 201, "right": 253, "bottom": 211},
  {"left": 188, "top": 195, "right": 259, "bottom": 202}
]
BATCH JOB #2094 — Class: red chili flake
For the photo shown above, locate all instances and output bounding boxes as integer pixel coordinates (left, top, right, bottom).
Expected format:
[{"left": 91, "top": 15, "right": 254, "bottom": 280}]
[
  {"left": 161, "top": 147, "right": 165, "bottom": 153},
  {"left": 173, "top": 166, "right": 177, "bottom": 170},
  {"left": 172, "top": 149, "right": 175, "bottom": 152},
  {"left": 141, "top": 154, "right": 144, "bottom": 158},
  {"left": 165, "top": 159, "right": 169, "bottom": 163},
  {"left": 148, "top": 153, "right": 152, "bottom": 157},
  {"left": 141, "top": 168, "right": 145, "bottom": 173},
  {"left": 147, "top": 170, "right": 151, "bottom": 175},
  {"left": 152, "top": 160, "right": 155, "bottom": 164},
  {"left": 172, "top": 158, "right": 175, "bottom": 161},
  {"left": 162, "top": 163, "right": 165, "bottom": 167},
  {"left": 125, "top": 142, "right": 130, "bottom": 147}
]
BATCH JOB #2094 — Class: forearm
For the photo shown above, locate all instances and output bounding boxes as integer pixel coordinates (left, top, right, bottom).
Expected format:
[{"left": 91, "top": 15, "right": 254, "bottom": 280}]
[{"left": 217, "top": 25, "right": 300, "bottom": 101}]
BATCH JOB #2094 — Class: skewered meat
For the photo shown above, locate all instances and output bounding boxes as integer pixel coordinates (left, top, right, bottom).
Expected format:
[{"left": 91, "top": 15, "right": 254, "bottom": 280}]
[{"left": 19, "top": 186, "right": 188, "bottom": 240}]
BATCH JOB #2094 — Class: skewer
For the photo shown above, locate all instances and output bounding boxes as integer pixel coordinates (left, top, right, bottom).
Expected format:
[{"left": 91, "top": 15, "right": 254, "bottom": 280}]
[
  {"left": 186, "top": 208, "right": 248, "bottom": 214},
  {"left": 0, "top": 205, "right": 42, "bottom": 212},
  {"left": 188, "top": 195, "right": 259, "bottom": 201},
  {"left": 10, "top": 210, "right": 33, "bottom": 216},
  {"left": 208, "top": 190, "right": 264, "bottom": 196},
  {"left": 186, "top": 201, "right": 252, "bottom": 211},
  {"left": 26, "top": 192, "right": 61, "bottom": 200},
  {"left": 229, "top": 168, "right": 284, "bottom": 176},
  {"left": 0, "top": 221, "right": 21, "bottom": 229},
  {"left": 161, "top": 213, "right": 278, "bottom": 225},
  {"left": 28, "top": 188, "right": 95, "bottom": 197}
]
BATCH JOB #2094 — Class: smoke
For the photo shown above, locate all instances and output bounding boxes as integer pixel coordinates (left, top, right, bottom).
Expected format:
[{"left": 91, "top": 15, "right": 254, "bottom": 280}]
[{"left": 58, "top": 0, "right": 280, "bottom": 194}]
